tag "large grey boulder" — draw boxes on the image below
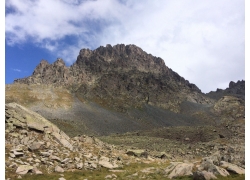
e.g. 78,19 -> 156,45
55,166 -> 64,173
16,165 -> 33,175
164,162 -> 182,174
165,162 -> 194,179
220,161 -> 245,174
199,159 -> 229,177
98,156 -> 118,169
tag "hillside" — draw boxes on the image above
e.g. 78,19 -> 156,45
5,44 -> 245,179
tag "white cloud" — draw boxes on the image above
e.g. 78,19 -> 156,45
5,0 -> 245,93
11,68 -> 22,72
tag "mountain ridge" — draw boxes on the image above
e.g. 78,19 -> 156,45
14,44 -> 211,113
7,44 -> 245,137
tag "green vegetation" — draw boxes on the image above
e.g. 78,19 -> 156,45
9,166 -> 245,180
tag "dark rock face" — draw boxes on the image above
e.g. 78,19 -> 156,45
14,44 -> 211,112
206,80 -> 245,100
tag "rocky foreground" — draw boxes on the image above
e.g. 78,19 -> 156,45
5,103 -> 245,180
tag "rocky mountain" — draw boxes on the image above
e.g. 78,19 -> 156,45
5,44 -> 245,179
6,44 -> 245,137
14,44 -> 211,112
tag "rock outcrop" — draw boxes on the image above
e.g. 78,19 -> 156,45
206,80 -> 245,100
6,103 -> 73,150
5,103 -> 127,179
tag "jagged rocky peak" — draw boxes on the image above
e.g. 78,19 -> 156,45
53,58 -> 66,66
206,80 -> 245,100
229,80 -> 245,89
13,44 -> 202,97
76,44 -> 168,75
32,59 -> 50,75
14,58 -> 70,85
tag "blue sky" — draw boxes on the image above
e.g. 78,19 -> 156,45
5,0 -> 246,93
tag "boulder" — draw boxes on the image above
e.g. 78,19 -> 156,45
55,166 -> 64,173
164,162 -> 182,174
16,165 -> 33,175
29,141 -> 43,151
126,149 -> 148,158
199,159 -> 229,177
193,170 -> 217,180
32,167 -> 43,175
98,156 -> 118,169
167,162 -> 194,179
220,161 -> 245,174
76,162 -> 83,169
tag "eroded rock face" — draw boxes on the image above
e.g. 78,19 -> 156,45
5,103 -> 73,150
213,96 -> 244,119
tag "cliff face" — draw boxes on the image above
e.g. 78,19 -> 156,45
14,44 -> 211,112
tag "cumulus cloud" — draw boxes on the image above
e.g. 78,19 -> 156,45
5,0 -> 245,92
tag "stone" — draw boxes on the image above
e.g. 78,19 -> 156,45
74,157 -> 80,162
167,162 -> 194,179
220,161 -> 245,174
12,151 -> 24,157
59,178 -> 66,180
84,161 -> 97,169
50,155 -> 61,162
55,166 -> 64,173
76,162 -> 83,169
141,167 -> 156,174
34,159 -> 41,163
32,167 -> 43,174
164,162 -> 182,174
84,153 -> 92,159
219,134 -> 225,138
98,156 -> 119,169
9,153 -> 15,158
126,149 -> 148,158
193,170 -> 217,180
40,151 -> 51,157
29,142 -> 43,151
61,158 -> 71,164
199,160 -> 229,177
154,152 -> 170,159
66,163 -> 75,169
16,165 -> 33,175
105,175 -> 112,179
